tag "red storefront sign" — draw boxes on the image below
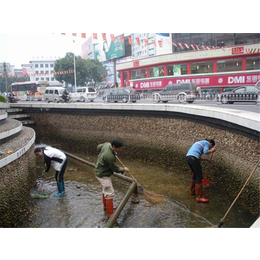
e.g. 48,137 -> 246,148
232,47 -> 244,55
133,73 -> 260,90
133,60 -> 140,67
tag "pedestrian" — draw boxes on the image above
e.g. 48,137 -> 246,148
34,146 -> 67,197
186,139 -> 216,203
95,138 -> 129,219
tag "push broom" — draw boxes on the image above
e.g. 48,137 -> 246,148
116,156 -> 166,204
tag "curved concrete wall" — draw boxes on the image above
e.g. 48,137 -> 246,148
0,105 -> 36,227
31,111 -> 259,215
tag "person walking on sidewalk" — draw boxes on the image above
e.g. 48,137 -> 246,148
186,139 -> 216,203
95,138 -> 129,219
34,146 -> 67,197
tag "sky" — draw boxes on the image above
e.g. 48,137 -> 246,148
0,33 -> 133,69
0,33 -> 88,69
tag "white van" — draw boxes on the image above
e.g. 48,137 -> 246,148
44,87 -> 65,103
69,87 -> 97,102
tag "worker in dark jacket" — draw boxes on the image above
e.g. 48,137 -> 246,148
34,146 -> 67,197
186,139 -> 216,203
95,138 -> 129,219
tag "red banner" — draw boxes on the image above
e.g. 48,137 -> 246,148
110,34 -> 115,42
128,36 -> 132,45
132,73 -> 260,90
120,35 -> 124,43
102,33 -> 107,41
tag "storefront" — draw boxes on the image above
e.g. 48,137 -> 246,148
117,42 -> 260,92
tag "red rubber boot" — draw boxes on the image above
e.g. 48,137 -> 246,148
190,180 -> 195,196
102,194 -> 106,210
195,184 -> 209,203
106,199 -> 114,219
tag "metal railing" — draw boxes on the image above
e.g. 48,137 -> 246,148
105,94 -> 140,103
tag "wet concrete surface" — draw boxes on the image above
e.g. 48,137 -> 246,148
22,154 -> 257,228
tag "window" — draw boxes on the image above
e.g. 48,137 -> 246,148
191,61 -> 213,74
45,90 -> 49,94
55,90 -> 59,94
45,64 -> 49,68
41,77 -> 44,81
167,64 -> 188,76
130,68 -> 147,79
88,88 -> 95,92
246,57 -> 260,70
149,66 -> 164,77
246,86 -> 258,92
234,88 -> 245,93
217,59 -> 242,72
40,64 -> 44,68
46,77 -> 49,81
51,77 -> 54,81
35,64 -> 39,68
50,90 -> 53,94
50,64 -> 54,68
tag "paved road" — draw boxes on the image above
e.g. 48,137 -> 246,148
17,98 -> 260,113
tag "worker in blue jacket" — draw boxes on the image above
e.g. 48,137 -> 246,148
34,146 -> 67,197
186,139 -> 216,203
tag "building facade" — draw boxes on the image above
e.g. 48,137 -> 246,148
117,33 -> 260,92
27,59 -> 63,87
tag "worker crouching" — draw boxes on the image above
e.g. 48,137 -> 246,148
95,139 -> 129,219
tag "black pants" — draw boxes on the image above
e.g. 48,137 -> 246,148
186,156 -> 203,184
55,159 -> 67,184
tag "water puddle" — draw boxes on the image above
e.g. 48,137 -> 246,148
22,154 -> 257,228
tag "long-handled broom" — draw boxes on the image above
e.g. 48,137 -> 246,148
212,158 -> 260,228
116,156 -> 166,204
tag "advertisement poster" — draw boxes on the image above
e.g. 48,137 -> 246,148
155,33 -> 172,55
93,33 -> 125,62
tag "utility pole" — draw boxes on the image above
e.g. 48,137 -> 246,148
74,53 -> 77,89
113,59 -> 117,87
3,62 -> 8,93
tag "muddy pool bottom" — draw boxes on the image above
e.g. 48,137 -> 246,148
22,154 -> 257,228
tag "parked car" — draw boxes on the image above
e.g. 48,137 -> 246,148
103,88 -> 140,103
153,83 -> 197,103
217,85 -> 260,104
44,87 -> 65,103
69,87 -> 97,102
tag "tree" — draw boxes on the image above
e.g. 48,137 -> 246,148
54,52 -> 106,87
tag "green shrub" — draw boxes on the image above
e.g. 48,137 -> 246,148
0,95 -> 7,103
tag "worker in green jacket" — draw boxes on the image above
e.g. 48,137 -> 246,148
95,138 -> 129,219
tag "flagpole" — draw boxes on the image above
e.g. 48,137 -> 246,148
73,39 -> 77,89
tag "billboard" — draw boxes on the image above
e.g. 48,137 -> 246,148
93,33 -> 125,62
155,33 -> 172,55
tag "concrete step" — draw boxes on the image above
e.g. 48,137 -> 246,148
8,114 -> 31,119
5,108 -> 23,114
0,118 -> 23,140
20,120 -> 35,126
